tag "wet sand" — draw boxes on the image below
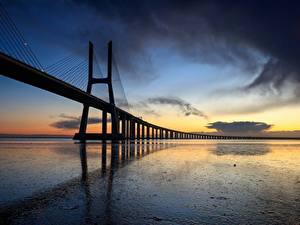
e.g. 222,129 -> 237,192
0,140 -> 299,224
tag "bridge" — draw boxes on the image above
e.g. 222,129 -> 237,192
0,4 -> 297,141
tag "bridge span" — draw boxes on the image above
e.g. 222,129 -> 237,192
2,50 -> 299,141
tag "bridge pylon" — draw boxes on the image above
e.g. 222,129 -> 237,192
74,41 -> 122,141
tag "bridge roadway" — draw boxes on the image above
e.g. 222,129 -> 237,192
1,52 -> 299,140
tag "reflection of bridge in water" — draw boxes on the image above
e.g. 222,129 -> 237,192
0,4 -> 298,141
0,141 -> 177,223
79,141 -> 178,181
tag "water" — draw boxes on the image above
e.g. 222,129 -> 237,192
0,139 -> 299,224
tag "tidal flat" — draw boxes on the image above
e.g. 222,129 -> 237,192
0,139 -> 299,224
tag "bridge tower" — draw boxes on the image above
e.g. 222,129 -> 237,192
74,41 -> 120,141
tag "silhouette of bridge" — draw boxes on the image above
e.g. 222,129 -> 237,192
0,4 -> 298,141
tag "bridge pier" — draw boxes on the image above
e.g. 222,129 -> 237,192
136,122 -> 140,139
130,120 -> 135,140
126,119 -> 130,139
74,41 -> 124,141
102,111 -> 107,135
146,126 -> 150,140
142,124 -> 145,139
121,115 -> 126,139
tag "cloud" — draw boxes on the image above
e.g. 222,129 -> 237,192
50,114 -> 107,130
147,96 -> 207,118
75,0 -> 300,88
5,0 -> 300,110
206,121 -> 272,133
120,96 -> 205,119
7,1 -> 300,80
141,109 -> 161,117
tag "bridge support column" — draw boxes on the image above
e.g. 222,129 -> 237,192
102,111 -> 107,136
121,115 -> 126,139
137,123 -> 140,139
142,124 -> 145,139
146,126 -> 150,139
111,109 -> 119,139
130,120 -> 135,140
126,119 -> 130,139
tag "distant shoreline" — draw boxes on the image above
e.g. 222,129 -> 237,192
0,134 -> 72,139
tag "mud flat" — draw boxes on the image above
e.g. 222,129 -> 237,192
0,139 -> 299,224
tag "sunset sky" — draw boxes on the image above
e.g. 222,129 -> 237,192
0,0 -> 300,137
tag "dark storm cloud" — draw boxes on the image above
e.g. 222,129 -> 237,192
5,1 -> 300,99
206,121 -> 272,133
50,114 -> 108,130
147,97 -> 207,118
72,0 -> 300,87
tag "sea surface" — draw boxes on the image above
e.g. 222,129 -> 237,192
0,139 -> 299,224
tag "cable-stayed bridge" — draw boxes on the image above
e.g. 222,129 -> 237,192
0,4 -> 297,141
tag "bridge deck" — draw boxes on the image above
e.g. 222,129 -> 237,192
1,52 -> 300,140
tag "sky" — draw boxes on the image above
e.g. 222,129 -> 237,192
0,0 -> 300,137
